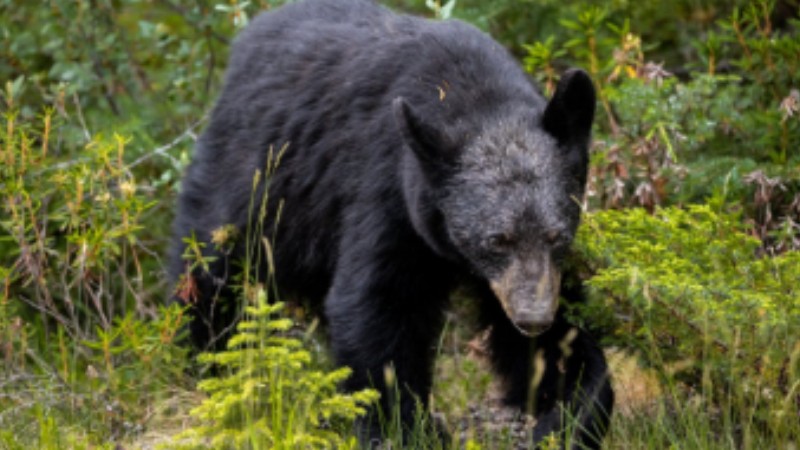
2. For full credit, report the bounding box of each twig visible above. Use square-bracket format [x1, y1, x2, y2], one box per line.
[129, 118, 205, 169]
[72, 92, 92, 142]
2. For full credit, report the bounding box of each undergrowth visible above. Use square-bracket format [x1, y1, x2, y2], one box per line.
[169, 293, 379, 449]
[0, 0, 798, 448]
[573, 200, 800, 448]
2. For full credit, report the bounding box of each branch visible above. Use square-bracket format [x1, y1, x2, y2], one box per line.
[129, 118, 205, 169]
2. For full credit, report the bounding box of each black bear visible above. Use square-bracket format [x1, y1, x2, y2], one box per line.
[170, 0, 613, 447]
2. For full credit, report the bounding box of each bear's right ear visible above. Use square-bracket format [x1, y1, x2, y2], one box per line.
[393, 97, 457, 167]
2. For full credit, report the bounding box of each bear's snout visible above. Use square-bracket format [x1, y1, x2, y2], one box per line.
[490, 255, 561, 337]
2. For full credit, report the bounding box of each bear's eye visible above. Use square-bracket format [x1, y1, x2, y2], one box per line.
[486, 232, 516, 249]
[545, 229, 562, 245]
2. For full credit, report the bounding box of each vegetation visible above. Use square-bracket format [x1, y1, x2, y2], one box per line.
[172, 295, 379, 449]
[573, 203, 800, 447]
[1, 0, 798, 448]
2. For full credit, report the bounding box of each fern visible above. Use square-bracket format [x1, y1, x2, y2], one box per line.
[168, 291, 379, 449]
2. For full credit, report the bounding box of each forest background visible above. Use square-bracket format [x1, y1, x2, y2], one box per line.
[1, 0, 798, 448]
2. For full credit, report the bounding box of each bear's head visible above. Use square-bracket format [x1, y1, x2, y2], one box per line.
[394, 70, 595, 336]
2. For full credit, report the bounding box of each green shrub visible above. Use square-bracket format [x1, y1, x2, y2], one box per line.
[573, 202, 800, 445]
[390, 0, 756, 65]
[0, 82, 191, 445]
[521, 1, 800, 251]
[1, 81, 156, 343]
[169, 292, 379, 450]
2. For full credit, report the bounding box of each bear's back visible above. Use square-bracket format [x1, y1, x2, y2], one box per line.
[177, 0, 545, 301]
[209, 0, 541, 160]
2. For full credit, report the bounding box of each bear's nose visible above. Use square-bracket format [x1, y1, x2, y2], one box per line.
[511, 312, 553, 337]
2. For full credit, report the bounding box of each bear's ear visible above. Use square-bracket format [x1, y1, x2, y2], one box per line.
[393, 97, 457, 166]
[542, 69, 596, 144]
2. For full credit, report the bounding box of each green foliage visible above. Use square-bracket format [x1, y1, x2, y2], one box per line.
[170, 292, 379, 450]
[0, 304, 189, 446]
[521, 0, 800, 253]
[0, 404, 116, 450]
[0, 0, 267, 132]
[1, 0, 799, 447]
[0, 0, 290, 199]
[0, 81, 191, 445]
[2, 80, 155, 340]
[522, 37, 566, 96]
[389, 0, 758, 63]
[577, 6, 796, 160]
[573, 204, 800, 444]
[712, 3, 800, 165]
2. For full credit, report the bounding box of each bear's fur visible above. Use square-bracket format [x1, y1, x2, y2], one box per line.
[170, 0, 613, 447]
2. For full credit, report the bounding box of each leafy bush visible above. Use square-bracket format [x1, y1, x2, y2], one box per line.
[1, 0, 249, 133]
[0, 83, 191, 445]
[1, 81, 156, 343]
[573, 202, 800, 445]
[521, 1, 800, 252]
[391, 0, 758, 64]
[170, 293, 379, 450]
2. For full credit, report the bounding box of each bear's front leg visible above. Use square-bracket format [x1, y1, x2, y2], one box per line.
[480, 284, 614, 449]
[324, 224, 454, 446]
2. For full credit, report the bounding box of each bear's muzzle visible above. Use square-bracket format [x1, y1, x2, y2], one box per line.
[490, 255, 561, 337]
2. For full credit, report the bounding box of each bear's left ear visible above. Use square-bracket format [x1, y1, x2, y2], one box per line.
[393, 97, 458, 167]
[542, 69, 596, 144]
